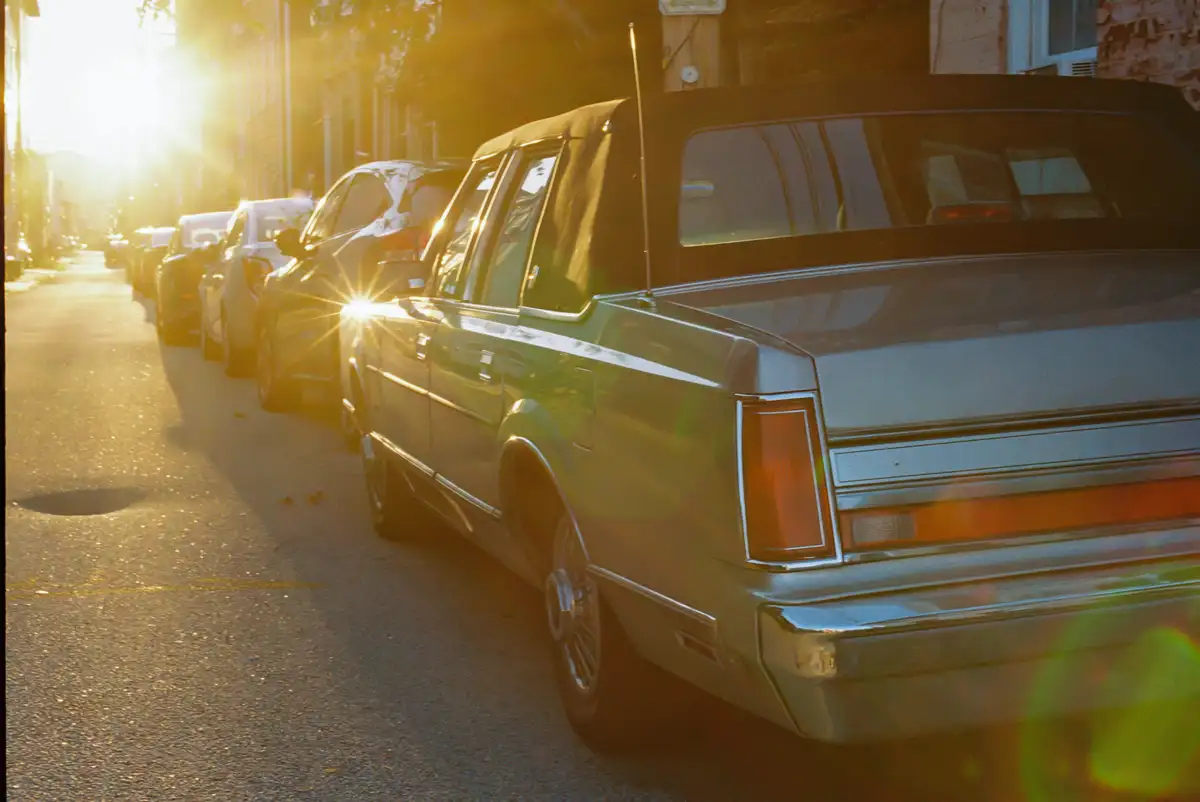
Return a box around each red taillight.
[929,203,1014,224]
[741,398,835,562]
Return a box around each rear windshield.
[150,230,174,248]
[679,111,1200,249]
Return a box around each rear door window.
[428,161,502,300]
[478,151,559,308]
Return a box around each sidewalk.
[4,268,61,294]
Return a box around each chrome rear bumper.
[759,540,1200,743]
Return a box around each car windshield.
[679,110,1200,249]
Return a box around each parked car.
[338,75,1200,752]
[103,233,130,270]
[129,226,175,296]
[155,210,235,344]
[199,197,314,376]
[255,160,466,424]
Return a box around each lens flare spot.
[1087,627,1200,796]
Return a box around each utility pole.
[659,0,725,91]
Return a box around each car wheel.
[256,328,296,411]
[361,428,435,542]
[545,512,686,752]
[200,308,220,361]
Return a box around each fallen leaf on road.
[324,767,340,775]
[280,496,294,505]
[233,411,246,419]
[306,491,325,506]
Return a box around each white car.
[198,197,314,375]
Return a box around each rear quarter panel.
[503,300,807,727]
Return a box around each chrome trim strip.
[370,431,434,477]
[380,369,428,397]
[830,416,1200,488]
[651,249,1197,298]
[588,565,717,627]
[428,389,488,423]
[836,457,1200,510]
[435,474,502,520]
[773,522,1200,605]
[773,578,1200,638]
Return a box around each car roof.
[180,211,235,226]
[241,197,314,211]
[473,73,1196,160]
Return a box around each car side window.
[331,174,390,237]
[477,151,559,309]
[428,161,502,300]
[303,179,351,244]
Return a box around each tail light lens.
[740,398,836,562]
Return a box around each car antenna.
[629,22,656,309]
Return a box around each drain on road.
[13,487,147,516]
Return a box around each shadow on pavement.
[154,336,1187,802]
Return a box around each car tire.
[256,327,297,411]
[361,427,436,542]
[545,512,688,753]
[200,309,220,361]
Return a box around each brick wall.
[1098,0,1200,109]
[931,0,1007,73]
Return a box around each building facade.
[932,0,1199,108]
[5,0,41,267]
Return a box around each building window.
[1009,0,1099,74]
[1048,0,1098,56]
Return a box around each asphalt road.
[5,253,1173,801]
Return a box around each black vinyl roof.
[470,75,1199,312]
[474,74,1196,160]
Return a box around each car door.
[425,149,562,531]
[277,173,389,379]
[270,177,351,367]
[372,159,505,516]
[203,210,245,344]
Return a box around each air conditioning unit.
[1026,58,1098,78]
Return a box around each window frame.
[1008,0,1098,74]
[466,144,564,310]
[223,210,248,261]
[424,155,509,302]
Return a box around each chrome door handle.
[415,332,430,361]
[479,350,494,382]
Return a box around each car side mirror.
[274,228,304,259]
[374,258,427,299]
